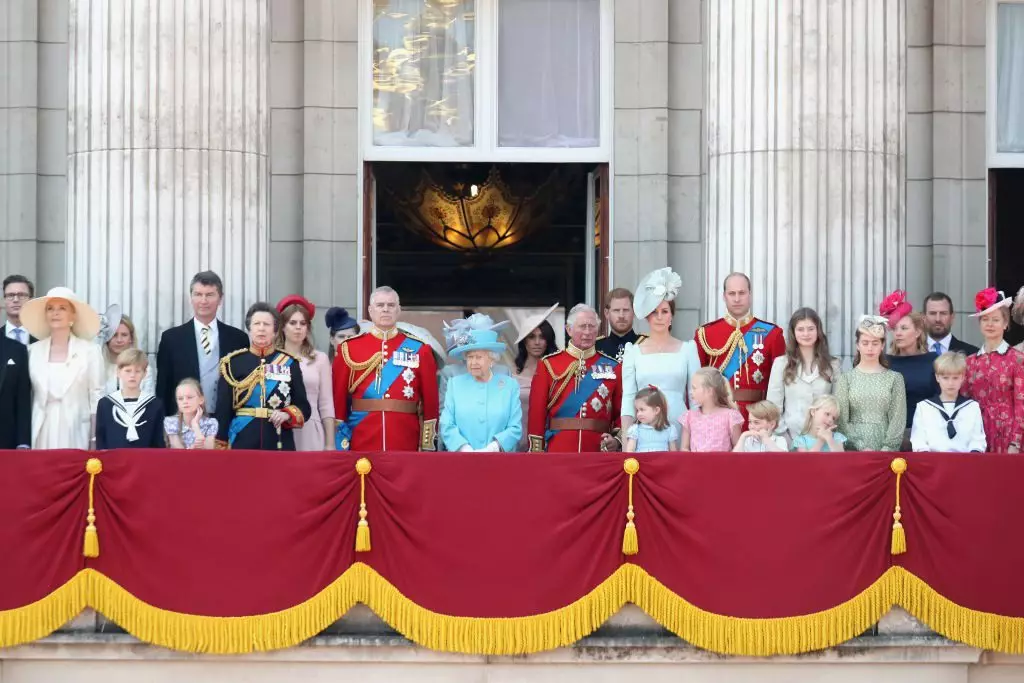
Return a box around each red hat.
[878,290,912,329]
[276,295,315,321]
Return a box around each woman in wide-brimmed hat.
[440,315,521,452]
[834,314,907,451]
[22,287,106,450]
[509,304,559,449]
[962,288,1024,453]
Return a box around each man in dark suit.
[0,333,31,448]
[924,292,980,356]
[156,271,249,412]
[3,274,37,346]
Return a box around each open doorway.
[990,169,1024,346]
[362,162,609,352]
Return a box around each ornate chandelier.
[387,166,560,254]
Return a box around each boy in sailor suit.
[910,352,986,453]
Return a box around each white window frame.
[987,0,1024,167]
[359,0,613,163]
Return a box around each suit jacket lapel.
[0,341,10,393]
[186,320,202,379]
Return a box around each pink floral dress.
[962,343,1024,453]
[681,407,744,452]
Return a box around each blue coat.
[440,372,522,452]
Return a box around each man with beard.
[923,292,979,356]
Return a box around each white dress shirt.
[910,397,986,452]
[926,334,952,356]
[193,318,221,405]
[193,318,220,350]
[5,321,29,345]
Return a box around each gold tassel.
[890,457,907,555]
[83,458,103,558]
[622,458,640,556]
[355,458,372,553]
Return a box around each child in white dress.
[624,386,680,452]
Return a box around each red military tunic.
[333,326,439,452]
[695,313,786,424]
[527,344,623,453]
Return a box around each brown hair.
[104,315,139,365]
[275,304,316,360]
[115,348,148,370]
[634,385,670,430]
[747,400,780,425]
[853,328,891,369]
[782,308,836,385]
[604,288,634,308]
[693,367,737,409]
[889,312,929,356]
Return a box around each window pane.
[498,0,601,148]
[373,0,476,147]
[998,3,1024,153]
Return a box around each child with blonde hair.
[624,385,680,452]
[95,349,166,449]
[163,378,218,450]
[910,352,986,452]
[733,400,787,452]
[792,395,848,452]
[680,368,744,451]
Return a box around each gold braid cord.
[697,325,746,372]
[543,357,580,411]
[341,344,384,394]
[219,351,261,409]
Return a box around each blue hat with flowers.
[445,313,509,359]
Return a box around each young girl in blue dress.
[624,385,680,452]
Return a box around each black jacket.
[948,336,980,356]
[155,319,248,410]
[0,336,31,448]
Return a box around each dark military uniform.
[214,346,311,450]
[595,330,646,363]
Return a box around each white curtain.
[498,0,601,148]
[373,0,475,147]
[998,3,1024,153]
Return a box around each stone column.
[66,0,268,349]
[705,0,905,357]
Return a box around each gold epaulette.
[218,348,248,376]
[541,349,563,362]
[596,334,607,341]
[219,349,261,409]
[597,350,620,364]
[341,337,385,393]
[636,334,649,345]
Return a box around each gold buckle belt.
[237,407,272,419]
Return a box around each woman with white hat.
[440,315,522,452]
[511,304,559,450]
[23,287,106,450]
[962,288,1024,453]
[621,268,701,432]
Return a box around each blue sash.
[721,323,776,381]
[545,360,614,443]
[339,338,424,450]
[228,353,292,446]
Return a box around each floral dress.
[962,343,1024,453]
[835,368,906,451]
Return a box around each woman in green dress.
[835,315,907,451]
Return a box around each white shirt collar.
[195,318,218,332]
[978,340,1010,356]
[926,333,952,351]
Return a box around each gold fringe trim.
[3,565,1024,655]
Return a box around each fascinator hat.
[445,314,509,359]
[971,287,1014,318]
[878,290,912,329]
[325,307,360,334]
[633,268,683,319]
[21,287,102,341]
[515,303,559,346]
[856,315,890,340]
[96,304,123,345]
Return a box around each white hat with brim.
[515,303,560,345]
[21,287,102,341]
[970,290,1014,318]
[633,268,682,319]
[449,329,508,360]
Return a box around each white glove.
[459,444,473,452]
[483,441,501,453]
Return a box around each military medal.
[751,349,765,367]
[753,369,764,384]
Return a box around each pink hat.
[878,290,912,329]
[971,288,1014,318]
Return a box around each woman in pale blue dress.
[440,316,522,452]
[620,268,702,432]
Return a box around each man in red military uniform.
[333,286,439,451]
[528,304,622,453]
[695,272,786,425]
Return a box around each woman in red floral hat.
[962,288,1024,453]
[277,295,336,451]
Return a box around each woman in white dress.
[23,287,106,450]
[621,268,701,431]
[765,307,841,443]
[511,304,560,450]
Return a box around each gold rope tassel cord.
[890,457,907,556]
[83,458,103,558]
[622,458,639,556]
[355,458,372,553]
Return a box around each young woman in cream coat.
[23,287,106,450]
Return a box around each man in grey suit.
[156,271,249,412]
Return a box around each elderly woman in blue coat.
[440,317,522,452]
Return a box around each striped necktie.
[201,325,211,355]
